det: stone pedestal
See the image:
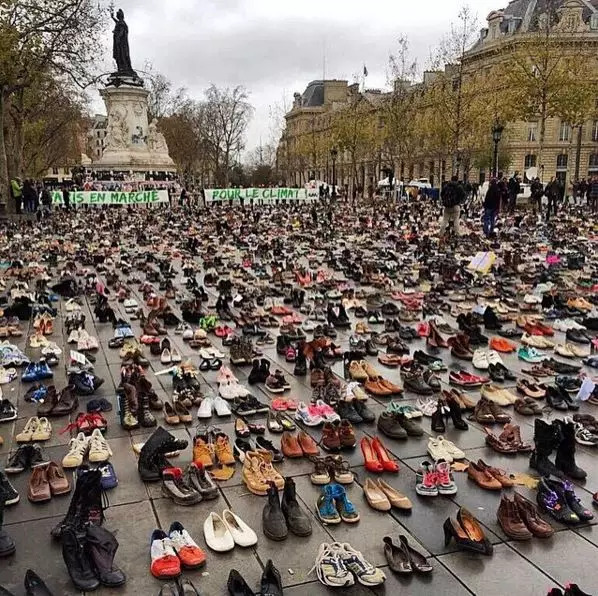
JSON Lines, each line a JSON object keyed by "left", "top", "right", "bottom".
{"left": 95, "top": 84, "right": 175, "bottom": 172}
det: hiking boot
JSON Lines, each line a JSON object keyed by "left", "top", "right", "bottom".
{"left": 242, "top": 451, "right": 270, "bottom": 496}
{"left": 322, "top": 422, "right": 341, "bottom": 452}
{"left": 138, "top": 393, "right": 157, "bottom": 428}
{"left": 255, "top": 450, "right": 284, "bottom": 490}
{"left": 118, "top": 389, "right": 139, "bottom": 430}
{"left": 337, "top": 400, "right": 363, "bottom": 424}
{"left": 262, "top": 483, "right": 288, "bottom": 541}
{"left": 338, "top": 420, "right": 356, "bottom": 448}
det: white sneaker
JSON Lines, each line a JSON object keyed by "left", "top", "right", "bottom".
{"left": 62, "top": 432, "right": 89, "bottom": 468}
{"left": 437, "top": 437, "right": 465, "bottom": 460}
{"left": 218, "top": 382, "right": 235, "bottom": 400}
{"left": 309, "top": 543, "right": 354, "bottom": 588}
{"left": 486, "top": 350, "right": 504, "bottom": 366}
{"left": 564, "top": 318, "right": 585, "bottom": 331}
{"left": 553, "top": 319, "right": 572, "bottom": 332}
{"left": 427, "top": 436, "right": 452, "bottom": 463}
{"left": 213, "top": 396, "right": 231, "bottom": 417}
{"left": 416, "top": 398, "right": 437, "bottom": 417}
{"left": 221, "top": 510, "right": 258, "bottom": 547}
{"left": 197, "top": 397, "right": 214, "bottom": 419}
{"left": 472, "top": 350, "right": 489, "bottom": 370}
{"left": 338, "top": 543, "right": 386, "bottom": 587}
{"left": 203, "top": 512, "right": 235, "bottom": 552}
{"left": 88, "top": 428, "right": 112, "bottom": 463}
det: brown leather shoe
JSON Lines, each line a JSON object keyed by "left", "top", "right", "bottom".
{"left": 477, "top": 460, "right": 514, "bottom": 487}
{"left": 448, "top": 334, "right": 473, "bottom": 360}
{"left": 500, "top": 423, "right": 532, "bottom": 452}
{"left": 281, "top": 431, "right": 303, "bottom": 458}
{"left": 46, "top": 461, "right": 71, "bottom": 495}
{"left": 322, "top": 422, "right": 340, "bottom": 452}
{"left": 377, "top": 378, "right": 403, "bottom": 395}
{"left": 37, "top": 386, "right": 58, "bottom": 416}
{"left": 473, "top": 397, "right": 495, "bottom": 424}
{"left": 364, "top": 379, "right": 392, "bottom": 396}
{"left": 51, "top": 386, "right": 78, "bottom": 417}
{"left": 467, "top": 461, "right": 502, "bottom": 490}
{"left": 298, "top": 431, "right": 319, "bottom": 456}
{"left": 28, "top": 465, "right": 51, "bottom": 502}
{"left": 486, "top": 400, "right": 511, "bottom": 424}
{"left": 484, "top": 427, "right": 518, "bottom": 454}
{"left": 164, "top": 402, "right": 180, "bottom": 425}
{"left": 497, "top": 495, "right": 533, "bottom": 540}
{"left": 339, "top": 420, "right": 356, "bottom": 449}
{"left": 174, "top": 401, "right": 192, "bottom": 424}
{"left": 513, "top": 492, "right": 554, "bottom": 538}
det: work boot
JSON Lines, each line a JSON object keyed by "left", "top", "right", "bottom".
{"left": 555, "top": 420, "right": 587, "bottom": 480}
{"left": 281, "top": 477, "right": 312, "bottom": 536}
{"left": 61, "top": 526, "right": 100, "bottom": 591}
{"left": 136, "top": 376, "right": 163, "bottom": 411}
{"left": 118, "top": 388, "right": 139, "bottom": 431}
{"left": 529, "top": 419, "right": 563, "bottom": 478}
{"left": 36, "top": 385, "right": 58, "bottom": 417}
{"left": 138, "top": 393, "right": 157, "bottom": 428}
{"left": 262, "top": 482, "right": 287, "bottom": 541}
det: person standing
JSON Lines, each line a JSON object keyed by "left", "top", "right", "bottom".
{"left": 62, "top": 184, "right": 71, "bottom": 212}
{"left": 40, "top": 185, "right": 52, "bottom": 218}
{"left": 483, "top": 178, "right": 501, "bottom": 237}
{"left": 440, "top": 175, "right": 465, "bottom": 237}
{"left": 507, "top": 172, "right": 521, "bottom": 214}
{"left": 23, "top": 179, "right": 37, "bottom": 213}
{"left": 545, "top": 177, "right": 560, "bottom": 221}
{"left": 530, "top": 177, "right": 544, "bottom": 213}
{"left": 578, "top": 177, "right": 588, "bottom": 207}
{"left": 10, "top": 177, "right": 22, "bottom": 214}
{"left": 588, "top": 176, "right": 598, "bottom": 214}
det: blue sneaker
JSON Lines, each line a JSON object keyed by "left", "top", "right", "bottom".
{"left": 98, "top": 462, "right": 118, "bottom": 490}
{"left": 316, "top": 485, "right": 341, "bottom": 524}
{"left": 330, "top": 483, "right": 360, "bottom": 523}
{"left": 22, "top": 362, "right": 39, "bottom": 382}
{"left": 37, "top": 361, "right": 53, "bottom": 380}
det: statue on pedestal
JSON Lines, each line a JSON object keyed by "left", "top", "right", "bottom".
{"left": 108, "top": 8, "right": 143, "bottom": 87}
{"left": 148, "top": 119, "right": 168, "bottom": 154}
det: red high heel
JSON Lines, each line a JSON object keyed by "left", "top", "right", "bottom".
{"left": 360, "top": 437, "right": 383, "bottom": 473}
{"left": 371, "top": 437, "right": 399, "bottom": 473}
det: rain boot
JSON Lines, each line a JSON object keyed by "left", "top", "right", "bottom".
{"left": 529, "top": 419, "right": 563, "bottom": 478}
{"left": 555, "top": 420, "right": 587, "bottom": 480}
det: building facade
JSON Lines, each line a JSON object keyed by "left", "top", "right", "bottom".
{"left": 278, "top": 0, "right": 598, "bottom": 191}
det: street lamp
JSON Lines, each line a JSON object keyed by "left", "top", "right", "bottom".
{"left": 330, "top": 147, "right": 338, "bottom": 199}
{"left": 492, "top": 122, "right": 504, "bottom": 178}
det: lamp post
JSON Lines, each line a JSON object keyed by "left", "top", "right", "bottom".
{"left": 330, "top": 147, "right": 338, "bottom": 199}
{"left": 492, "top": 122, "right": 504, "bottom": 178}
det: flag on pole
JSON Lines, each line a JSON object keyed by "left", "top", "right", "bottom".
{"left": 363, "top": 64, "right": 368, "bottom": 77}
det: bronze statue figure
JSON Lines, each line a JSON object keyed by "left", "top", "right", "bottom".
{"left": 111, "top": 9, "right": 135, "bottom": 75}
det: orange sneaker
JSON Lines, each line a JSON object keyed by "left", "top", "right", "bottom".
{"left": 150, "top": 529, "right": 181, "bottom": 579}
{"left": 168, "top": 522, "right": 206, "bottom": 569}
{"left": 489, "top": 337, "right": 516, "bottom": 353}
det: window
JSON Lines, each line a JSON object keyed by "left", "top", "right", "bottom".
{"left": 592, "top": 121, "right": 598, "bottom": 142}
{"left": 559, "top": 121, "right": 572, "bottom": 142}
{"left": 508, "top": 19, "right": 517, "bottom": 34}
{"left": 556, "top": 154, "right": 568, "bottom": 170}
{"left": 527, "top": 123, "right": 538, "bottom": 142}
{"left": 589, "top": 153, "right": 598, "bottom": 169}
{"left": 524, "top": 154, "right": 537, "bottom": 169}
{"left": 52, "top": 167, "right": 58, "bottom": 175}
{"left": 592, "top": 14, "right": 598, "bottom": 30}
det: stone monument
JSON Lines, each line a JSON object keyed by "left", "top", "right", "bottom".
{"left": 95, "top": 9, "right": 175, "bottom": 173}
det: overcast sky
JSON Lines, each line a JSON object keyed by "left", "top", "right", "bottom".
{"left": 111, "top": 0, "right": 501, "bottom": 152}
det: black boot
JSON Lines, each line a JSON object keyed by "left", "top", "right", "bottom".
{"left": 227, "top": 569, "right": 255, "bottom": 596}
{"left": 262, "top": 483, "right": 287, "bottom": 541}
{"left": 0, "top": 500, "right": 15, "bottom": 558}
{"left": 293, "top": 348, "right": 307, "bottom": 376}
{"left": 24, "top": 569, "right": 55, "bottom": 596}
{"left": 248, "top": 360, "right": 261, "bottom": 385}
{"left": 138, "top": 427, "right": 188, "bottom": 482}
{"left": 85, "top": 525, "right": 126, "bottom": 587}
{"left": 62, "top": 526, "right": 100, "bottom": 591}
{"left": 555, "top": 420, "right": 587, "bottom": 480}
{"left": 529, "top": 419, "right": 563, "bottom": 478}
{"left": 260, "top": 560, "right": 283, "bottom": 596}
{"left": 138, "top": 394, "right": 157, "bottom": 428}
{"left": 483, "top": 306, "right": 502, "bottom": 330}
{"left": 281, "top": 477, "right": 312, "bottom": 536}
{"left": 259, "top": 359, "right": 270, "bottom": 383}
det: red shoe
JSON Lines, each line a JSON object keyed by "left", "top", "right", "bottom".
{"left": 523, "top": 323, "right": 543, "bottom": 336}
{"left": 449, "top": 370, "right": 489, "bottom": 387}
{"left": 169, "top": 522, "right": 206, "bottom": 569}
{"left": 150, "top": 529, "right": 181, "bottom": 579}
{"left": 371, "top": 437, "right": 399, "bottom": 473}
{"left": 417, "top": 322, "right": 430, "bottom": 337}
{"left": 360, "top": 437, "right": 383, "bottom": 473}
{"left": 534, "top": 322, "right": 554, "bottom": 336}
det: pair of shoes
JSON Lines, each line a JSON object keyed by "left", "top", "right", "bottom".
{"left": 537, "top": 477, "right": 593, "bottom": 525}
{"left": 427, "top": 436, "right": 465, "bottom": 462}
{"left": 316, "top": 483, "right": 359, "bottom": 524}
{"left": 321, "top": 420, "right": 356, "bottom": 451}
{"left": 28, "top": 462, "right": 70, "bottom": 502}
{"left": 37, "top": 386, "right": 79, "bottom": 417}
{"left": 262, "top": 478, "right": 312, "bottom": 540}
{"left": 309, "top": 455, "right": 354, "bottom": 485}
{"left": 416, "top": 460, "right": 457, "bottom": 496}
{"left": 360, "top": 436, "right": 399, "bottom": 472}
{"left": 383, "top": 535, "right": 432, "bottom": 574}
{"left": 15, "top": 417, "right": 51, "bottom": 442}
{"left": 62, "top": 430, "right": 111, "bottom": 468}
{"left": 21, "top": 361, "right": 53, "bottom": 382}
{"left": 203, "top": 510, "right": 257, "bottom": 552}
{"left": 443, "top": 507, "right": 493, "bottom": 555}
{"left": 467, "top": 460, "right": 513, "bottom": 490}
{"left": 5, "top": 444, "right": 48, "bottom": 474}
{"left": 161, "top": 468, "right": 204, "bottom": 506}
{"left": 63, "top": 525, "right": 125, "bottom": 590}
{"left": 497, "top": 493, "right": 554, "bottom": 540}
{"left": 193, "top": 427, "right": 235, "bottom": 468}
{"left": 242, "top": 450, "right": 284, "bottom": 495}
{"left": 363, "top": 478, "right": 412, "bottom": 511}
{"left": 530, "top": 419, "right": 586, "bottom": 480}
{"left": 150, "top": 522, "right": 206, "bottom": 579}
{"left": 378, "top": 411, "right": 424, "bottom": 438}
{"left": 234, "top": 435, "right": 283, "bottom": 463}
{"left": 227, "top": 560, "right": 283, "bottom": 596}
{"left": 159, "top": 577, "right": 201, "bottom": 596}
{"left": 310, "top": 542, "right": 385, "bottom": 587}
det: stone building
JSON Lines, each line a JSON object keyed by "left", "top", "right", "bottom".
{"left": 278, "top": 0, "right": 598, "bottom": 191}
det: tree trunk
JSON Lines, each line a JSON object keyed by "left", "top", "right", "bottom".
{"left": 6, "top": 89, "right": 24, "bottom": 182}
{"left": 574, "top": 124, "right": 582, "bottom": 181}
{"left": 0, "top": 89, "right": 12, "bottom": 215}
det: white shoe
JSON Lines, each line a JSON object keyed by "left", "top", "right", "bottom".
{"left": 63, "top": 432, "right": 89, "bottom": 468}
{"left": 553, "top": 319, "right": 572, "bottom": 332}
{"left": 182, "top": 327, "right": 194, "bottom": 340}
{"left": 486, "top": 350, "right": 504, "bottom": 366}
{"left": 67, "top": 329, "right": 80, "bottom": 344}
{"left": 161, "top": 349, "right": 172, "bottom": 365}
{"left": 555, "top": 344, "right": 576, "bottom": 358}
{"left": 203, "top": 512, "right": 235, "bottom": 552}
{"left": 427, "top": 437, "right": 453, "bottom": 463}
{"left": 170, "top": 348, "right": 182, "bottom": 363}
{"left": 472, "top": 350, "right": 489, "bottom": 370}
{"left": 218, "top": 382, "right": 235, "bottom": 401}
{"left": 416, "top": 398, "right": 437, "bottom": 417}
{"left": 16, "top": 417, "right": 39, "bottom": 443}
{"left": 564, "top": 318, "right": 585, "bottom": 331}
{"left": 231, "top": 383, "right": 250, "bottom": 398}
{"left": 213, "top": 396, "right": 231, "bottom": 417}
{"left": 88, "top": 428, "right": 112, "bottom": 463}
{"left": 197, "top": 397, "right": 214, "bottom": 419}
{"left": 437, "top": 437, "right": 465, "bottom": 460}
{"left": 221, "top": 510, "right": 258, "bottom": 547}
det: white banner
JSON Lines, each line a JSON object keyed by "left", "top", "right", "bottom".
{"left": 205, "top": 187, "right": 318, "bottom": 203}
{"left": 51, "top": 189, "right": 169, "bottom": 205}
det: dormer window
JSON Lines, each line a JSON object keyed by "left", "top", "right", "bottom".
{"left": 508, "top": 19, "right": 517, "bottom": 34}
{"left": 591, "top": 14, "right": 598, "bottom": 29}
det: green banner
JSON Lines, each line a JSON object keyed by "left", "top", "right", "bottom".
{"left": 51, "top": 190, "right": 169, "bottom": 205}
{"left": 205, "top": 188, "right": 318, "bottom": 202}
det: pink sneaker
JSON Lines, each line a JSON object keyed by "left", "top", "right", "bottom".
{"left": 216, "top": 366, "right": 237, "bottom": 384}
{"left": 314, "top": 400, "right": 340, "bottom": 422}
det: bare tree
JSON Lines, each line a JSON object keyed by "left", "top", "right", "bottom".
{"left": 204, "top": 85, "right": 253, "bottom": 186}
{"left": 143, "top": 62, "right": 188, "bottom": 120}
